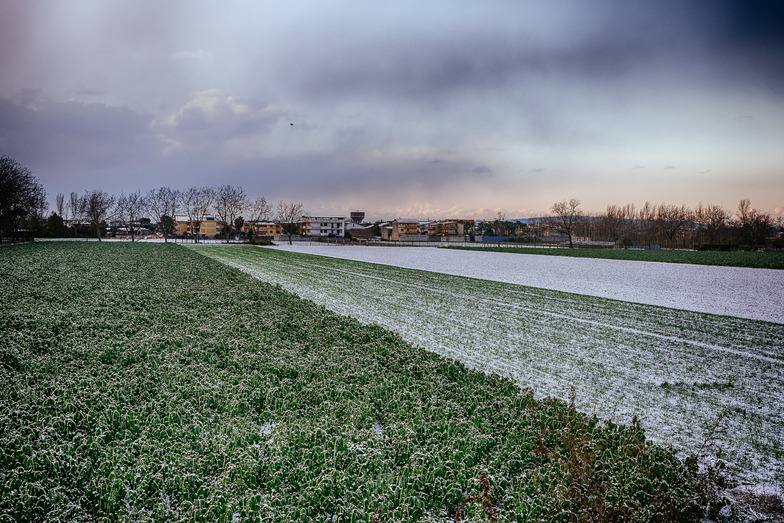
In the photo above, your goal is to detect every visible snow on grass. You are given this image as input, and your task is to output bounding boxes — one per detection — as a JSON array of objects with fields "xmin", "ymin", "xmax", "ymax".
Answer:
[
  {"xmin": 269, "ymin": 244, "xmax": 784, "ymax": 324},
  {"xmin": 193, "ymin": 245, "xmax": 784, "ymax": 488},
  {"xmin": 3, "ymin": 242, "xmax": 708, "ymax": 520}
]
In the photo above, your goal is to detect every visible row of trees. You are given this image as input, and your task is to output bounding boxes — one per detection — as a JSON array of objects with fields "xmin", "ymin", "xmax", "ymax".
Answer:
[
  {"xmin": 49, "ymin": 184, "xmax": 306, "ymax": 244},
  {"xmin": 2, "ymin": 156, "xmax": 780, "ymax": 249},
  {"xmin": 548, "ymin": 198, "xmax": 780, "ymax": 249}
]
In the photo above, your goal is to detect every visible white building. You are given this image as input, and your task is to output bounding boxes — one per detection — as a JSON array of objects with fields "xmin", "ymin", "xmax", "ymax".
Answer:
[{"xmin": 300, "ymin": 216, "xmax": 346, "ymax": 237}]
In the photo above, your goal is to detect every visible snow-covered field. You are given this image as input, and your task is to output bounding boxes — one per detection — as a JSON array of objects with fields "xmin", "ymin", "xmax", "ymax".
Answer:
[
  {"xmin": 193, "ymin": 244, "xmax": 784, "ymax": 487},
  {"xmin": 270, "ymin": 244, "xmax": 784, "ymax": 324}
]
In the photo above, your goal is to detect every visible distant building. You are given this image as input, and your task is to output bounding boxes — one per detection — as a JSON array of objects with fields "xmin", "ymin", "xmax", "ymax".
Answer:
[
  {"xmin": 300, "ymin": 216, "xmax": 346, "ymax": 237},
  {"xmin": 345, "ymin": 222, "xmax": 376, "ymax": 240},
  {"xmin": 174, "ymin": 215, "xmax": 222, "ymax": 239},
  {"xmin": 427, "ymin": 220, "xmax": 465, "ymax": 236},
  {"xmin": 379, "ymin": 223, "xmax": 393, "ymax": 240},
  {"xmin": 390, "ymin": 219, "xmax": 418, "ymax": 240},
  {"xmin": 244, "ymin": 221, "xmax": 281, "ymax": 237}
]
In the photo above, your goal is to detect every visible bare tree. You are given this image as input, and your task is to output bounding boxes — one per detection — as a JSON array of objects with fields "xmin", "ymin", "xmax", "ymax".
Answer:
[
  {"xmin": 494, "ymin": 211, "xmax": 507, "ymax": 237},
  {"xmin": 79, "ymin": 190, "xmax": 115, "ymax": 241},
  {"xmin": 734, "ymin": 198, "xmax": 771, "ymax": 246},
  {"xmin": 180, "ymin": 186, "xmax": 214, "ymax": 243},
  {"xmin": 550, "ymin": 198, "xmax": 584, "ymax": 248},
  {"xmin": 145, "ymin": 187, "xmax": 179, "ymax": 242},
  {"xmin": 276, "ymin": 200, "xmax": 305, "ymax": 245},
  {"xmin": 695, "ymin": 203, "xmax": 728, "ymax": 245},
  {"xmin": 619, "ymin": 203, "xmax": 637, "ymax": 246},
  {"xmin": 115, "ymin": 190, "xmax": 145, "ymax": 242},
  {"xmin": 655, "ymin": 204, "xmax": 693, "ymax": 248},
  {"xmin": 55, "ymin": 193, "xmax": 65, "ymax": 219},
  {"xmin": 638, "ymin": 201, "xmax": 657, "ymax": 246},
  {"xmin": 214, "ymin": 184, "xmax": 247, "ymax": 243},
  {"xmin": 250, "ymin": 196, "xmax": 272, "ymax": 222},
  {"xmin": 736, "ymin": 198, "xmax": 753, "ymax": 228},
  {"xmin": 68, "ymin": 192, "xmax": 80, "ymax": 222},
  {"xmin": 246, "ymin": 196, "xmax": 273, "ymax": 237},
  {"xmin": 602, "ymin": 204, "xmax": 626, "ymax": 244}
]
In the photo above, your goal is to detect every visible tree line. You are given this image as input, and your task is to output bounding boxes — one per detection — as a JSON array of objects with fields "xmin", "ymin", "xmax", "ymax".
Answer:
[
  {"xmin": 2, "ymin": 155, "xmax": 781, "ymax": 249},
  {"xmin": 465, "ymin": 199, "xmax": 780, "ymax": 250},
  {"xmin": 546, "ymin": 198, "xmax": 780, "ymax": 250},
  {"xmin": 1, "ymin": 156, "xmax": 307, "ymax": 244},
  {"xmin": 48, "ymin": 186, "xmax": 306, "ymax": 244}
]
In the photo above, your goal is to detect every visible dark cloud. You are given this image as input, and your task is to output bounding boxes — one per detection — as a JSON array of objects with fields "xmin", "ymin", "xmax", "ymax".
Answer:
[
  {"xmin": 682, "ymin": 0, "xmax": 784, "ymax": 92},
  {"xmin": 721, "ymin": 0, "xmax": 784, "ymax": 49},
  {"xmin": 266, "ymin": 1, "xmax": 784, "ymax": 106},
  {"xmin": 274, "ymin": 31, "xmax": 657, "ymax": 105},
  {"xmin": 0, "ymin": 94, "xmax": 155, "ymax": 166},
  {"xmin": 0, "ymin": 94, "xmax": 158, "ymax": 194},
  {"xmin": 1, "ymin": 1, "xmax": 782, "ymax": 216}
]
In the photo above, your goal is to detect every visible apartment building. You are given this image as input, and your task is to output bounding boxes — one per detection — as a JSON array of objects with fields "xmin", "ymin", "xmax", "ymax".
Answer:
[
  {"xmin": 174, "ymin": 215, "xmax": 222, "ymax": 238},
  {"xmin": 244, "ymin": 221, "xmax": 282, "ymax": 237},
  {"xmin": 427, "ymin": 220, "xmax": 465, "ymax": 236},
  {"xmin": 300, "ymin": 216, "xmax": 346, "ymax": 237}
]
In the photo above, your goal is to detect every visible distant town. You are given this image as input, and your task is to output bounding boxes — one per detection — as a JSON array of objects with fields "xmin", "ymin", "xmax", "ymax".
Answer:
[{"xmin": 1, "ymin": 156, "xmax": 782, "ymax": 250}]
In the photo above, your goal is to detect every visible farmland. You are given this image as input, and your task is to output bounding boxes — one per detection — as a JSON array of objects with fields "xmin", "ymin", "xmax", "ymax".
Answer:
[
  {"xmin": 194, "ymin": 244, "xmax": 784, "ymax": 489},
  {"xmin": 1, "ymin": 242, "xmax": 707, "ymax": 521},
  {"xmin": 448, "ymin": 246, "xmax": 784, "ymax": 270},
  {"xmin": 258, "ymin": 243, "xmax": 784, "ymax": 324}
]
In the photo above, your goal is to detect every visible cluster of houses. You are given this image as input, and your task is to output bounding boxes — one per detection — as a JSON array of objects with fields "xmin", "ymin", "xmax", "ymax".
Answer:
[
  {"xmin": 170, "ymin": 211, "xmax": 478, "ymax": 243},
  {"xmin": 173, "ymin": 216, "xmax": 281, "ymax": 239}
]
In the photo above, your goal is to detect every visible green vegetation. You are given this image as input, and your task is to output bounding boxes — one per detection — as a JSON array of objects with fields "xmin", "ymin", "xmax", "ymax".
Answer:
[
  {"xmin": 195, "ymin": 245, "xmax": 784, "ymax": 488},
  {"xmin": 447, "ymin": 246, "xmax": 784, "ymax": 269},
  {"xmin": 1, "ymin": 242, "xmax": 706, "ymax": 521}
]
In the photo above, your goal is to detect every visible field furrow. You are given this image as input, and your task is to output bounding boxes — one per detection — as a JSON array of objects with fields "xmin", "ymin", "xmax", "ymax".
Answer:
[
  {"xmin": 2, "ymin": 242, "xmax": 713, "ymax": 521},
  {"xmin": 194, "ymin": 245, "xmax": 784, "ymax": 486}
]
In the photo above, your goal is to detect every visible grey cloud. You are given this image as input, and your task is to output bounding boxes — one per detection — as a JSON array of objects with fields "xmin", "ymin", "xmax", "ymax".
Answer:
[
  {"xmin": 76, "ymin": 88, "xmax": 110, "ymax": 97},
  {"xmin": 162, "ymin": 91, "xmax": 287, "ymax": 150},
  {"xmin": 0, "ymin": 94, "xmax": 161, "ymax": 198},
  {"xmin": 0, "ymin": 94, "xmax": 155, "ymax": 167},
  {"xmin": 238, "ymin": 147, "xmax": 489, "ymax": 206},
  {"xmin": 267, "ymin": 1, "xmax": 784, "ymax": 107},
  {"xmin": 2, "ymin": 1, "xmax": 782, "ymax": 217},
  {"xmin": 276, "ymin": 32, "xmax": 656, "ymax": 105}
]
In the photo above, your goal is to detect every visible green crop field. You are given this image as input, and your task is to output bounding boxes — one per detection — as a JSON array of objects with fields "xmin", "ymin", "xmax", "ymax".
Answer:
[
  {"xmin": 0, "ymin": 242, "xmax": 707, "ymax": 521},
  {"xmin": 447, "ymin": 246, "xmax": 784, "ymax": 269},
  {"xmin": 193, "ymin": 245, "xmax": 784, "ymax": 490}
]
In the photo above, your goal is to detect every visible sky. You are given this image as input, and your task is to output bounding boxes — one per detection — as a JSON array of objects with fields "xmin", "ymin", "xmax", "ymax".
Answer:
[{"xmin": 1, "ymin": 1, "xmax": 783, "ymax": 220}]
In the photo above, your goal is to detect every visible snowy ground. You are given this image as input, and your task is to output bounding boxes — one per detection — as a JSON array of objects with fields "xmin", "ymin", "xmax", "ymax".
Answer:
[
  {"xmin": 269, "ymin": 244, "xmax": 784, "ymax": 324},
  {"xmin": 193, "ymin": 244, "xmax": 784, "ymax": 487}
]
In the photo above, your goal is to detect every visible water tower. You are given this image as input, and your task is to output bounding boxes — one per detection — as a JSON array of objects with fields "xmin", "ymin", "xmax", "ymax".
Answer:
[{"xmin": 350, "ymin": 211, "xmax": 365, "ymax": 224}]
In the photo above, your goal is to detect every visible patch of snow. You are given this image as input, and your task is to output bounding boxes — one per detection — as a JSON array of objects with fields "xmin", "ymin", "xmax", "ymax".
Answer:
[
  {"xmin": 269, "ymin": 244, "xmax": 784, "ymax": 324},
  {"xmin": 195, "ymin": 244, "xmax": 784, "ymax": 487},
  {"xmin": 259, "ymin": 421, "xmax": 275, "ymax": 436}
]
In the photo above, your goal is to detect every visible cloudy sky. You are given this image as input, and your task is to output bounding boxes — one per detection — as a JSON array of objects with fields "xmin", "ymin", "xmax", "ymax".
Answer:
[{"xmin": 1, "ymin": 1, "xmax": 782, "ymax": 219}]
